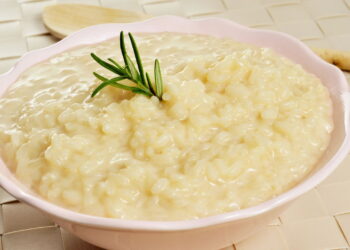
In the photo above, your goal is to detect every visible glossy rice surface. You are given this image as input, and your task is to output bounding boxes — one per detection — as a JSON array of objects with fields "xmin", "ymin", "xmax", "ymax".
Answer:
[{"xmin": 0, "ymin": 33, "xmax": 333, "ymax": 220}]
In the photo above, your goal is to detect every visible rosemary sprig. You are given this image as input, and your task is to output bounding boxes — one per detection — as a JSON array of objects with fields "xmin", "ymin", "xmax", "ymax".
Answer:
[{"xmin": 90, "ymin": 31, "xmax": 164, "ymax": 101}]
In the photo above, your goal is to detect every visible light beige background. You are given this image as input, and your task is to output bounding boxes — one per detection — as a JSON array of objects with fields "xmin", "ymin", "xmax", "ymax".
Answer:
[{"xmin": 0, "ymin": 0, "xmax": 350, "ymax": 249}]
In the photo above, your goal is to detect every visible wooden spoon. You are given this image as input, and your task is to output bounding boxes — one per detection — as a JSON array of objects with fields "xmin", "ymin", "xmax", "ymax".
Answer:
[
  {"xmin": 43, "ymin": 4, "xmax": 151, "ymax": 39},
  {"xmin": 43, "ymin": 4, "xmax": 350, "ymax": 71}
]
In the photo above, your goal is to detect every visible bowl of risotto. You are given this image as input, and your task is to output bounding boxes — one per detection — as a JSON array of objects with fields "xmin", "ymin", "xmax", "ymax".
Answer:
[{"xmin": 0, "ymin": 16, "xmax": 349, "ymax": 250}]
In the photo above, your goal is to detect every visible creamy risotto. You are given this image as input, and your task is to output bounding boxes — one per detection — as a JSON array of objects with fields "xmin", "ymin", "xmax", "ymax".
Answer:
[{"xmin": 0, "ymin": 33, "xmax": 333, "ymax": 220}]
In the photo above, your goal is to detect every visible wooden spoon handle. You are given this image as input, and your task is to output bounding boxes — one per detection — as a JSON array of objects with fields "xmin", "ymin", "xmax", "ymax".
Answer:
[{"xmin": 312, "ymin": 48, "xmax": 350, "ymax": 71}]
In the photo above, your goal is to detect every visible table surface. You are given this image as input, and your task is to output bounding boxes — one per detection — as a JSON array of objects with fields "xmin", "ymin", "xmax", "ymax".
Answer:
[{"xmin": 0, "ymin": 0, "xmax": 350, "ymax": 249}]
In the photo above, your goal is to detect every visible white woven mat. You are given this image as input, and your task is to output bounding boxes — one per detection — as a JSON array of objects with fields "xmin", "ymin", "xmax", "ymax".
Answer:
[{"xmin": 1, "ymin": 0, "xmax": 350, "ymax": 249}]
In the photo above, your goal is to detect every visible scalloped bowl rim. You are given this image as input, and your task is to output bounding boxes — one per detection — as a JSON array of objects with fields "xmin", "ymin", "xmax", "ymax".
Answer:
[{"xmin": 0, "ymin": 16, "xmax": 349, "ymax": 231}]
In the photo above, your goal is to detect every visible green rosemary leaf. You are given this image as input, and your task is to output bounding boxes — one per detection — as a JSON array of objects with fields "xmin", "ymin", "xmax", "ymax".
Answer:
[
  {"xmin": 109, "ymin": 82, "xmax": 147, "ymax": 94},
  {"xmin": 146, "ymin": 72, "xmax": 156, "ymax": 96},
  {"xmin": 91, "ymin": 53, "xmax": 124, "ymax": 76},
  {"xmin": 91, "ymin": 76, "xmax": 127, "ymax": 97},
  {"xmin": 130, "ymin": 88, "xmax": 152, "ymax": 97},
  {"xmin": 93, "ymin": 72, "xmax": 108, "ymax": 81},
  {"xmin": 107, "ymin": 58, "xmax": 124, "ymax": 71},
  {"xmin": 125, "ymin": 54, "xmax": 140, "ymax": 81},
  {"xmin": 154, "ymin": 59, "xmax": 163, "ymax": 98},
  {"xmin": 128, "ymin": 33, "xmax": 147, "ymax": 87},
  {"xmin": 119, "ymin": 31, "xmax": 128, "ymax": 68}
]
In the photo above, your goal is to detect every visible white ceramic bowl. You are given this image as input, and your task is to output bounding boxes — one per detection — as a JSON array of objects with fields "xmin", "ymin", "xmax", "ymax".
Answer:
[{"xmin": 0, "ymin": 16, "xmax": 349, "ymax": 250}]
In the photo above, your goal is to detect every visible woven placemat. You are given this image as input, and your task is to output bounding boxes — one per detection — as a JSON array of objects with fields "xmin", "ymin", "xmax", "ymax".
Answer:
[{"xmin": 0, "ymin": 0, "xmax": 350, "ymax": 249}]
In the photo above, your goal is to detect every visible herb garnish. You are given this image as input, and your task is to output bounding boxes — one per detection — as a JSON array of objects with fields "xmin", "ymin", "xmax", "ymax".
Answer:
[{"xmin": 90, "ymin": 31, "xmax": 164, "ymax": 101}]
